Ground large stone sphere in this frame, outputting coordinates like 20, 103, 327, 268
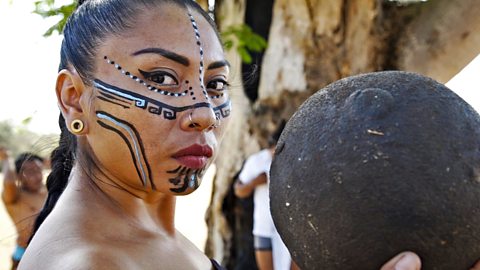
270, 71, 480, 270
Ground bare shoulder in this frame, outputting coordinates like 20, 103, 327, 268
64, 247, 137, 270
20, 244, 136, 270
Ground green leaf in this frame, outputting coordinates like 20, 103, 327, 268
237, 46, 252, 64
21, 117, 33, 125
223, 40, 234, 50
33, 0, 76, 36
220, 24, 267, 63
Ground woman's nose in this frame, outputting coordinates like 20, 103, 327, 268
181, 106, 217, 132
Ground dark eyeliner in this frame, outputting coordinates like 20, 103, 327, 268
207, 79, 230, 91
138, 69, 179, 85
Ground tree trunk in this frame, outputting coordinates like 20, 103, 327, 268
205, 0, 260, 265
206, 0, 480, 266
396, 0, 480, 82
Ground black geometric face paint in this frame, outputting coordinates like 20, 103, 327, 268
104, 56, 188, 97
187, 12, 210, 102
96, 110, 156, 190
167, 166, 205, 193
103, 57, 226, 101
94, 79, 231, 121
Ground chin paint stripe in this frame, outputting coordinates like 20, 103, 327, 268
167, 166, 204, 193
103, 56, 187, 97
93, 79, 231, 121
96, 111, 155, 189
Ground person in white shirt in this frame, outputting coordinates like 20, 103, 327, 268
234, 122, 298, 270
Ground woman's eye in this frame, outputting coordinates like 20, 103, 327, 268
207, 79, 229, 91
138, 69, 178, 86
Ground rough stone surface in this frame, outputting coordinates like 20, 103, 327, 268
270, 71, 480, 269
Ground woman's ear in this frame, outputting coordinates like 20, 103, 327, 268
56, 69, 89, 134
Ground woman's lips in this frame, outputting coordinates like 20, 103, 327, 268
172, 144, 213, 169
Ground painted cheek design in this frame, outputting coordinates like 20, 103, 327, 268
94, 79, 231, 121
167, 166, 205, 193
95, 110, 156, 190
104, 56, 188, 97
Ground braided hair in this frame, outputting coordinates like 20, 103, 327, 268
31, 0, 221, 241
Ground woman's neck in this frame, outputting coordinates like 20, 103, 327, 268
66, 164, 177, 235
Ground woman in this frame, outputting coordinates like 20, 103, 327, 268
19, 1, 230, 269
17, 1, 477, 270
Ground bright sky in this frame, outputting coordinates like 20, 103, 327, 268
0, 0, 478, 135
0, 0, 64, 135
446, 54, 480, 112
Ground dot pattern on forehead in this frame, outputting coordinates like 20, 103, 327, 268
188, 12, 209, 102
103, 56, 188, 97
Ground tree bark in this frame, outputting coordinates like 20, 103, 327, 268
396, 0, 480, 82
205, 0, 262, 265
206, 0, 480, 266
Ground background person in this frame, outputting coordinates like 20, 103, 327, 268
234, 122, 297, 270
1, 148, 46, 270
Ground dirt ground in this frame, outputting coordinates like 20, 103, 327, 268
0, 167, 213, 269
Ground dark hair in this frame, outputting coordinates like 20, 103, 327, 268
59, 0, 220, 82
14, 153, 44, 174
31, 0, 221, 241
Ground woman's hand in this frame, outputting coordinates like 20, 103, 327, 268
380, 252, 480, 270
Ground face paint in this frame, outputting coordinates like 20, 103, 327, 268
96, 110, 155, 189
94, 79, 231, 121
101, 54, 231, 122
167, 166, 205, 193
187, 12, 209, 102
86, 5, 231, 196
104, 56, 188, 97
97, 89, 131, 109
104, 56, 227, 101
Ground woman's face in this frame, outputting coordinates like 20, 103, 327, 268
82, 4, 230, 195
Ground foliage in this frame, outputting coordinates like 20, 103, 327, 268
0, 121, 15, 150
33, 0, 76, 37
221, 24, 268, 64
0, 120, 58, 159
31, 0, 267, 63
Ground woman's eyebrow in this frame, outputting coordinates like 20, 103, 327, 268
131, 47, 190, 66
207, 60, 230, 70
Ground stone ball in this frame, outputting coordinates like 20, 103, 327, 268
270, 71, 480, 270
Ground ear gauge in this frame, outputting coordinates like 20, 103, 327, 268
70, 119, 85, 134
